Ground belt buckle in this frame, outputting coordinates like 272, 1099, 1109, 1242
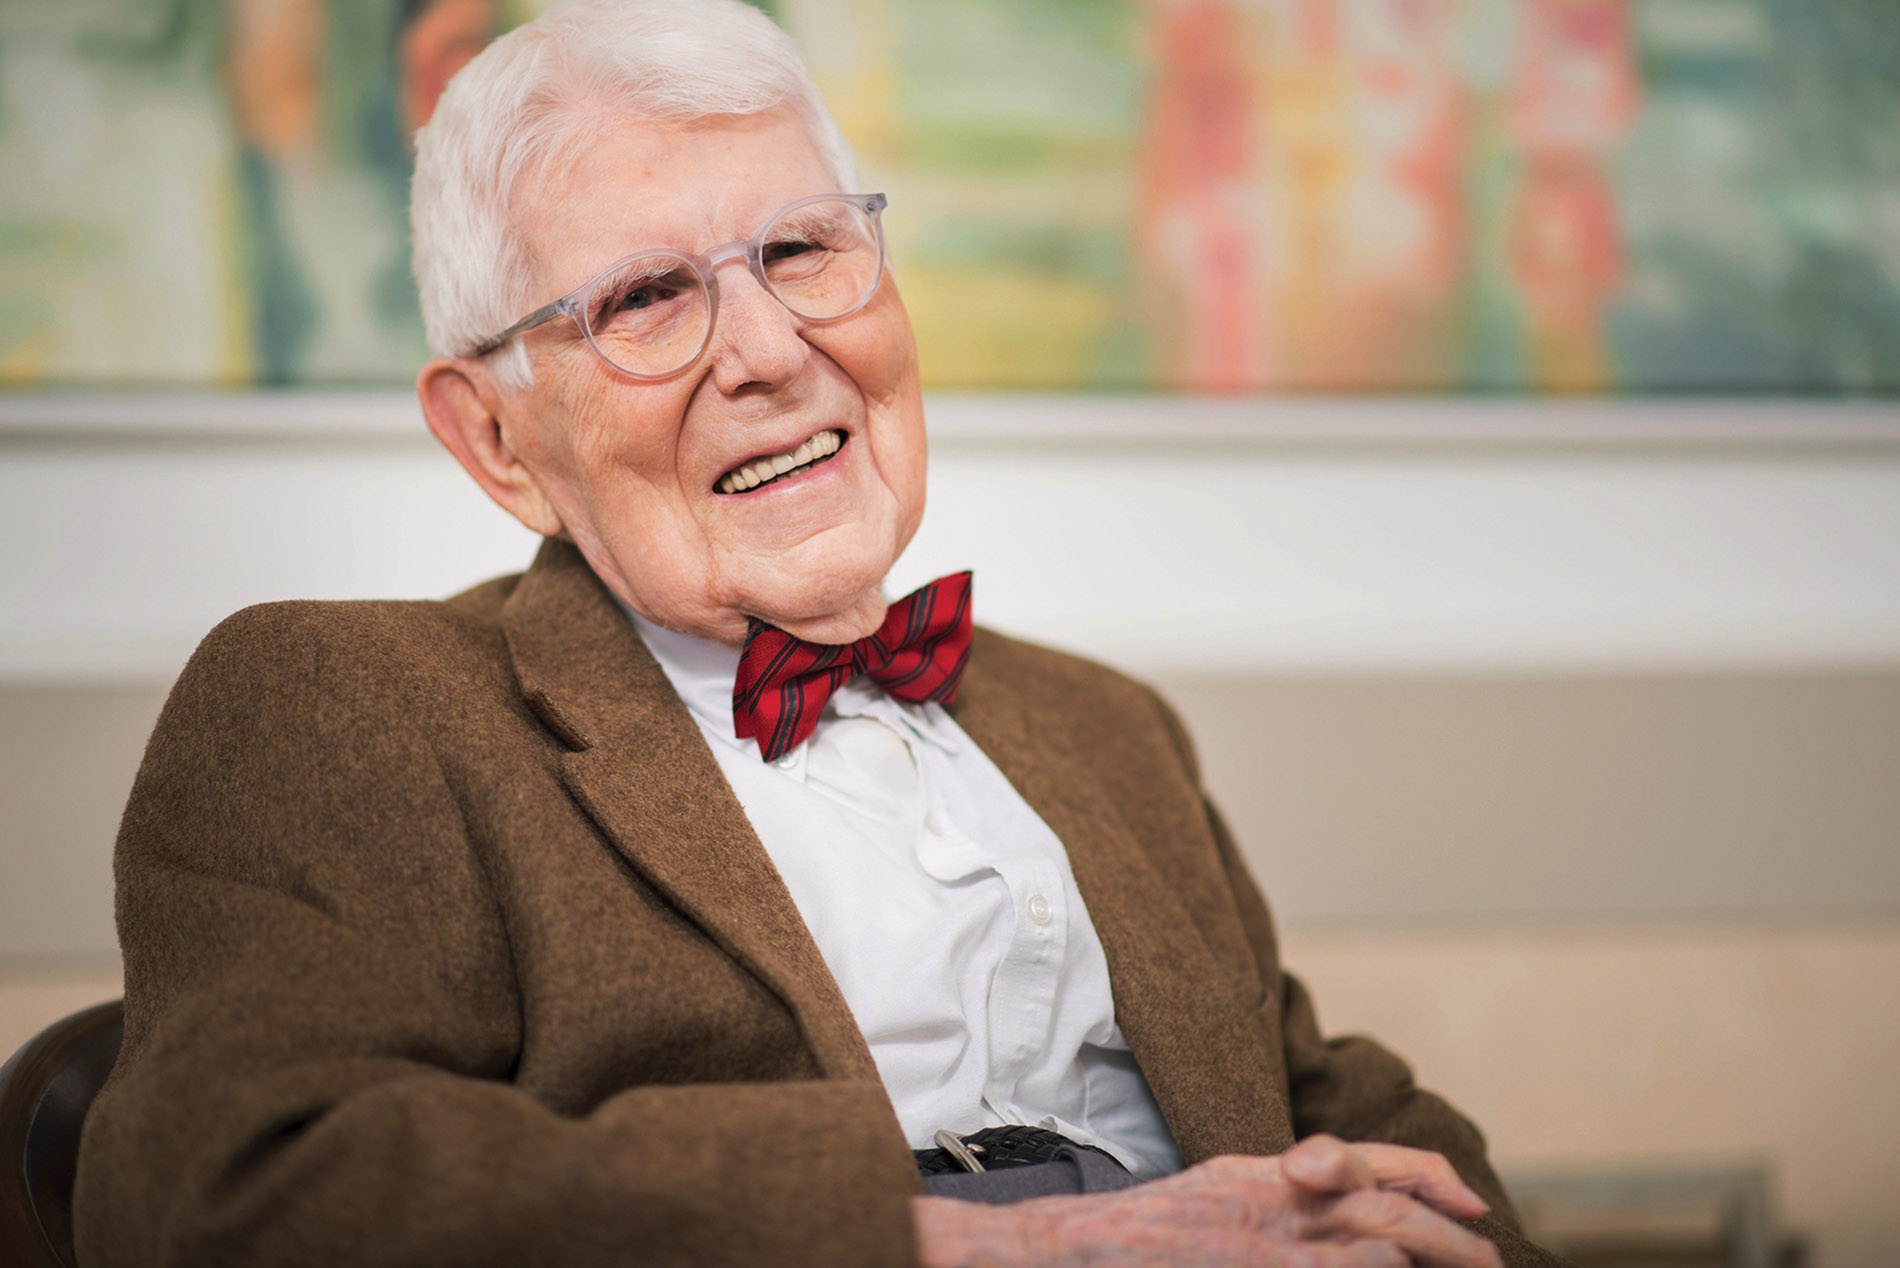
932, 1128, 988, 1174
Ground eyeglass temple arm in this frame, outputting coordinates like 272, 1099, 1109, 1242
468, 296, 573, 359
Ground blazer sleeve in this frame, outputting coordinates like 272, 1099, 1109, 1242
1147, 689, 1574, 1268
75, 606, 922, 1268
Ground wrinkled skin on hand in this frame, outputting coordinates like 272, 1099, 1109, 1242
913, 1135, 1505, 1268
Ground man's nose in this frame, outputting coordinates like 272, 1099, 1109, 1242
704, 257, 809, 394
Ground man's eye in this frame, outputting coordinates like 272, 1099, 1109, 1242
617, 283, 674, 311
763, 240, 820, 264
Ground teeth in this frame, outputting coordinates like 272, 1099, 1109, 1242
718, 430, 842, 494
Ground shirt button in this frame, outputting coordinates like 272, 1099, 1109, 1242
1026, 893, 1053, 926
773, 750, 799, 769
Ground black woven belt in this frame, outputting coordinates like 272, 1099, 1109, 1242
913, 1125, 1120, 1177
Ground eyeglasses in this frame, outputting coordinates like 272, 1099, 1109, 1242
469, 192, 889, 380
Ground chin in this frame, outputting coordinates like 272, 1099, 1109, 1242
752, 573, 884, 627
740, 548, 897, 641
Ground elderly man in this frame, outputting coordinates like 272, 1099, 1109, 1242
76, 2, 1567, 1265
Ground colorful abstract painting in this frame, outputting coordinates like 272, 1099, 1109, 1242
2, 0, 1896, 392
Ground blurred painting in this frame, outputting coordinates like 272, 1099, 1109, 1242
1, 0, 1896, 392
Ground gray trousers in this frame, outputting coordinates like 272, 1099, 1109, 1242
919, 1147, 1143, 1205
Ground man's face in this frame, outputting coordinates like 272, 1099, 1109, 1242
498, 108, 927, 646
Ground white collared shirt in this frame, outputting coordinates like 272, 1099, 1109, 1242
630, 613, 1184, 1179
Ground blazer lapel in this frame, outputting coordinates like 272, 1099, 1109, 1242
498, 540, 881, 1083
951, 648, 1295, 1162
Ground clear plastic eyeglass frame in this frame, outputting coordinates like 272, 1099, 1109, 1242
467, 191, 889, 380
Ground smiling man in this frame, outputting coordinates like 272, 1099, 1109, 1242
75, 2, 1566, 1266
419, 110, 927, 650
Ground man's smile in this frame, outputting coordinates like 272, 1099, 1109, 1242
714, 428, 846, 494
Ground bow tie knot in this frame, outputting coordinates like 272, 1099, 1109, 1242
732, 572, 973, 762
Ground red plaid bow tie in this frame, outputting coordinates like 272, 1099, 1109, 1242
732, 571, 974, 762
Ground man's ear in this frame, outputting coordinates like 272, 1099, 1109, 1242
417, 356, 565, 537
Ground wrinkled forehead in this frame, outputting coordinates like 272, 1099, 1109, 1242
506, 105, 837, 302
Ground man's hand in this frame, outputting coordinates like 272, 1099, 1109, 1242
913, 1135, 1503, 1267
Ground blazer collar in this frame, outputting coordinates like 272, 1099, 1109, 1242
496, 538, 882, 1084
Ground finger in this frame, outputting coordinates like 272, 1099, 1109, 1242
1303, 1188, 1502, 1268
1274, 1240, 1409, 1268
1279, 1134, 1378, 1198
1351, 1143, 1491, 1221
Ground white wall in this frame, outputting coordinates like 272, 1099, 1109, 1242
4, 392, 1898, 682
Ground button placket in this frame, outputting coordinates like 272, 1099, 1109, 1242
986, 854, 1066, 1075
766, 741, 808, 780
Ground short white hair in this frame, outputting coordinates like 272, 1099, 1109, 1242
411, 0, 858, 388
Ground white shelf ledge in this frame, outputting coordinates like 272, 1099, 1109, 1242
2, 390, 1896, 448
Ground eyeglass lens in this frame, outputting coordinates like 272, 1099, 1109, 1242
582, 197, 883, 379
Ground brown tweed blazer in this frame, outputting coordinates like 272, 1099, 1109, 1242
75, 538, 1563, 1267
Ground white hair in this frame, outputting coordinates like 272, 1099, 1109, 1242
411, 0, 858, 389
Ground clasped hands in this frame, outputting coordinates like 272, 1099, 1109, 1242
914, 1134, 1504, 1267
